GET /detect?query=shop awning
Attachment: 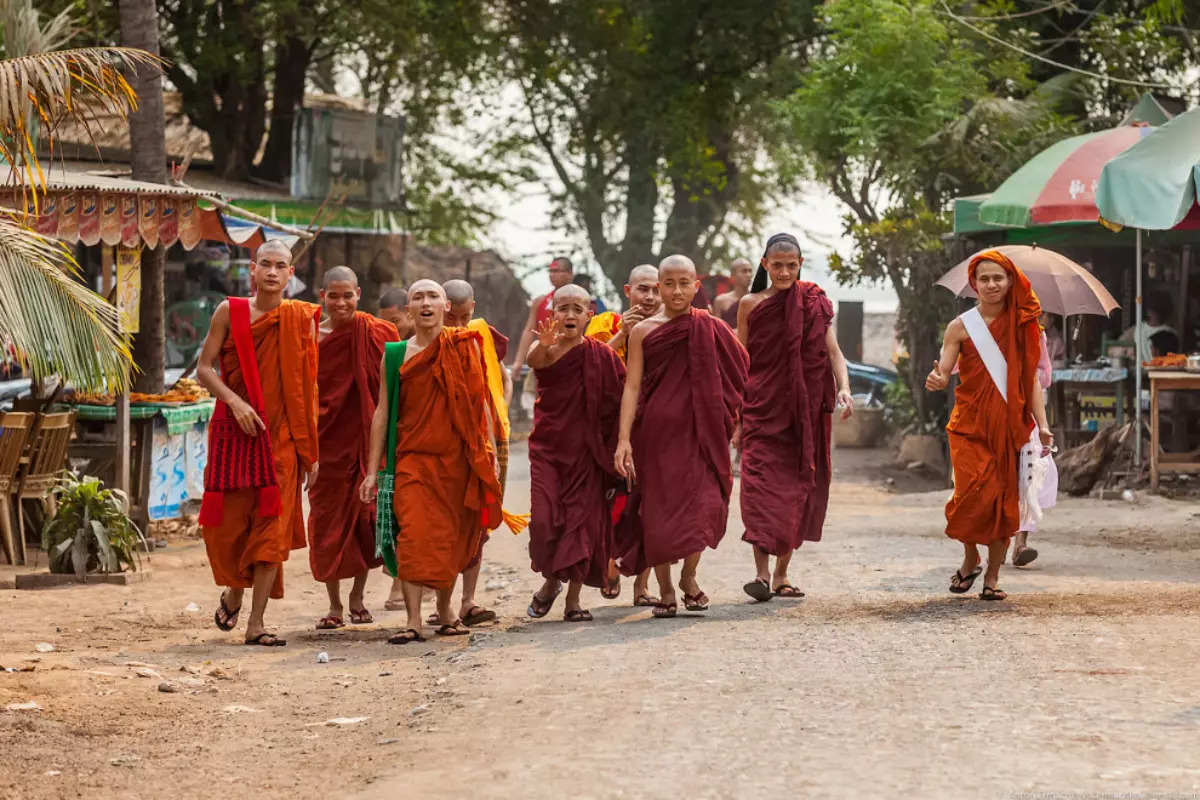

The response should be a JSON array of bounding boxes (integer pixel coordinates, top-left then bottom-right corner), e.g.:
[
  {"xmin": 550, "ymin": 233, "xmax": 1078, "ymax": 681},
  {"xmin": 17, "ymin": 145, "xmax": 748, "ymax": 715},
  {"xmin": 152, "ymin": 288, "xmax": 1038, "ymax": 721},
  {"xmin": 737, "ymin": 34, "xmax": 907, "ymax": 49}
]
[{"xmin": 197, "ymin": 206, "xmax": 299, "ymax": 249}]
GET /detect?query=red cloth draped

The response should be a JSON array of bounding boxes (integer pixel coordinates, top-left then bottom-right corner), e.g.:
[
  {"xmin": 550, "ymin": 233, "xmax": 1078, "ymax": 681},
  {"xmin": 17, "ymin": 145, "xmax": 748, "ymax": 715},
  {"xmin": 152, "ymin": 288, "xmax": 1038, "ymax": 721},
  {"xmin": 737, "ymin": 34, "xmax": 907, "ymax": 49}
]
[
  {"xmin": 616, "ymin": 310, "xmax": 748, "ymax": 573},
  {"xmin": 528, "ymin": 338, "xmax": 626, "ymax": 585},
  {"xmin": 307, "ymin": 312, "xmax": 397, "ymax": 582},
  {"xmin": 741, "ymin": 282, "xmax": 835, "ymax": 554},
  {"xmin": 945, "ymin": 250, "xmax": 1043, "ymax": 544}
]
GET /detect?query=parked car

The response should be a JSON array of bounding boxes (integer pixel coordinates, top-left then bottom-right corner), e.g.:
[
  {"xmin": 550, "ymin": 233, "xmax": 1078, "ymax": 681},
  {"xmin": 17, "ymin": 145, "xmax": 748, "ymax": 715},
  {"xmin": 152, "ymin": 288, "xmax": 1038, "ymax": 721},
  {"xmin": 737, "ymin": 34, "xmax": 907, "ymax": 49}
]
[{"xmin": 847, "ymin": 361, "xmax": 897, "ymax": 409}]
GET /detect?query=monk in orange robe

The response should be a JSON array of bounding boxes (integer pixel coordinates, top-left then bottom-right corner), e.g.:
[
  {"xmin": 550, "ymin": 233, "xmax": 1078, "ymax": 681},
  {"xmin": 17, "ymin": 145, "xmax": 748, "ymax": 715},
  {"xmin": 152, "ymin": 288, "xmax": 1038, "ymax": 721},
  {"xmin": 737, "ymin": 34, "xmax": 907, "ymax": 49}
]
[
  {"xmin": 584, "ymin": 263, "xmax": 660, "ymax": 606},
  {"xmin": 737, "ymin": 234, "xmax": 854, "ymax": 602},
  {"xmin": 926, "ymin": 250, "xmax": 1050, "ymax": 601},
  {"xmin": 308, "ymin": 266, "xmax": 397, "ymax": 630},
  {"xmin": 614, "ymin": 255, "xmax": 748, "ymax": 618},
  {"xmin": 526, "ymin": 285, "xmax": 627, "ymax": 622},
  {"xmin": 197, "ymin": 240, "xmax": 319, "ymax": 646},
  {"xmin": 360, "ymin": 279, "xmax": 503, "ymax": 643}
]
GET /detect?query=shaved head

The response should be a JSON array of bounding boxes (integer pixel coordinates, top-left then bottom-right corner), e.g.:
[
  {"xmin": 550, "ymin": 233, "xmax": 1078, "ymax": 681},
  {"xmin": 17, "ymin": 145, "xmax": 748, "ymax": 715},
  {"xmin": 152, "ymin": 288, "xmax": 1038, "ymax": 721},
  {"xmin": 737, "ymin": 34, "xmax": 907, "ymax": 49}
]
[
  {"xmin": 659, "ymin": 254, "xmax": 697, "ymax": 277},
  {"xmin": 443, "ymin": 279, "xmax": 474, "ymax": 305},
  {"xmin": 322, "ymin": 265, "xmax": 358, "ymax": 289},
  {"xmin": 379, "ymin": 287, "xmax": 406, "ymax": 309},
  {"xmin": 408, "ymin": 278, "xmax": 445, "ymax": 302},
  {"xmin": 553, "ymin": 283, "xmax": 591, "ymax": 305},
  {"xmin": 629, "ymin": 264, "xmax": 658, "ymax": 284},
  {"xmin": 255, "ymin": 240, "xmax": 293, "ymax": 264}
]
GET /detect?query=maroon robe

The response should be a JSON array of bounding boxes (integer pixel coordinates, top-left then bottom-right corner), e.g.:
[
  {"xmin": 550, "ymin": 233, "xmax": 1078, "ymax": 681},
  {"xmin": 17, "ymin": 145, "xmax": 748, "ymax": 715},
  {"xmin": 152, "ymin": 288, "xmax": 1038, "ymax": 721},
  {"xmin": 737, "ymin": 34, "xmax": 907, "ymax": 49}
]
[
  {"xmin": 307, "ymin": 312, "xmax": 397, "ymax": 581},
  {"xmin": 528, "ymin": 338, "xmax": 626, "ymax": 585},
  {"xmin": 617, "ymin": 310, "xmax": 748, "ymax": 573},
  {"xmin": 740, "ymin": 282, "xmax": 835, "ymax": 554}
]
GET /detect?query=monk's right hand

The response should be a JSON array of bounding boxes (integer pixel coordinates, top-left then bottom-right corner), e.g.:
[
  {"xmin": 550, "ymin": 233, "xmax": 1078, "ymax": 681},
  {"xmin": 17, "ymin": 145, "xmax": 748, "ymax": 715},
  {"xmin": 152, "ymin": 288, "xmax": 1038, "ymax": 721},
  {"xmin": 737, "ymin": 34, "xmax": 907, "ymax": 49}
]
[
  {"xmin": 359, "ymin": 473, "xmax": 378, "ymax": 505},
  {"xmin": 231, "ymin": 398, "xmax": 267, "ymax": 436},
  {"xmin": 614, "ymin": 440, "xmax": 636, "ymax": 482},
  {"xmin": 536, "ymin": 318, "xmax": 562, "ymax": 348},
  {"xmin": 925, "ymin": 361, "xmax": 948, "ymax": 392},
  {"xmin": 621, "ymin": 307, "xmax": 645, "ymax": 330}
]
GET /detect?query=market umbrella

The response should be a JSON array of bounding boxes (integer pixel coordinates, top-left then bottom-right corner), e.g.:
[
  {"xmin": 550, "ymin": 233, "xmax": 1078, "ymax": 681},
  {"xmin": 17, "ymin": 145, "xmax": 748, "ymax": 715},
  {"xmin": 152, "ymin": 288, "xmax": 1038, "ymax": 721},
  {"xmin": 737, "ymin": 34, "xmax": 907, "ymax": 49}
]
[
  {"xmin": 978, "ymin": 124, "xmax": 1156, "ymax": 227},
  {"xmin": 1096, "ymin": 106, "xmax": 1200, "ymax": 230},
  {"xmin": 936, "ymin": 245, "xmax": 1119, "ymax": 318}
]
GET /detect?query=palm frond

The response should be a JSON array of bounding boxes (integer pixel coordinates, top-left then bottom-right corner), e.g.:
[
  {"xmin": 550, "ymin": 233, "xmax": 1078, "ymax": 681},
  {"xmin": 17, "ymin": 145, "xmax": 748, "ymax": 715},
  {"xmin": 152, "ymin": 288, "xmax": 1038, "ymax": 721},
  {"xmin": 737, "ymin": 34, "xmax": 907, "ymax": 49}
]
[
  {"xmin": 0, "ymin": 0, "xmax": 77, "ymax": 59},
  {"xmin": 0, "ymin": 215, "xmax": 132, "ymax": 391},
  {"xmin": 0, "ymin": 47, "xmax": 162, "ymax": 195}
]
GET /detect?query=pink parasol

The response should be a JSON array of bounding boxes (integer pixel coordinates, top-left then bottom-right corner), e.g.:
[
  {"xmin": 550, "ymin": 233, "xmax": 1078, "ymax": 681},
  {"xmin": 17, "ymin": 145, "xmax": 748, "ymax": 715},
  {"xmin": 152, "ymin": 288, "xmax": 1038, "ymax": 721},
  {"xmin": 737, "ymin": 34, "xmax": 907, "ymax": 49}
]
[{"xmin": 937, "ymin": 245, "xmax": 1119, "ymax": 317}]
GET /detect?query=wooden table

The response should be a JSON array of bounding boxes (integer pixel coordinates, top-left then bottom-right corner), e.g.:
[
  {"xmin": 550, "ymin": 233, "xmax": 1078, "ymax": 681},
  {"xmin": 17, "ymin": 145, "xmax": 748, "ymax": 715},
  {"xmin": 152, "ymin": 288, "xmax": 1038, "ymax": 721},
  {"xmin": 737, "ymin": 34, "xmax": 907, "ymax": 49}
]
[{"xmin": 1148, "ymin": 370, "xmax": 1200, "ymax": 491}]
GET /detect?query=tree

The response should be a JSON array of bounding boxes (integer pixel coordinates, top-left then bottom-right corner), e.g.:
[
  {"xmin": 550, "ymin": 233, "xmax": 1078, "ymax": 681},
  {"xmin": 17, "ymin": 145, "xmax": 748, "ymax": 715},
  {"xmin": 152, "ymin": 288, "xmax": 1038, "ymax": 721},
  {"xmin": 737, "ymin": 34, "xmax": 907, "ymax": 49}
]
[
  {"xmin": 494, "ymin": 0, "xmax": 818, "ymax": 286},
  {"xmin": 0, "ymin": 46, "xmax": 147, "ymax": 389},
  {"xmin": 119, "ymin": 0, "xmax": 168, "ymax": 393}
]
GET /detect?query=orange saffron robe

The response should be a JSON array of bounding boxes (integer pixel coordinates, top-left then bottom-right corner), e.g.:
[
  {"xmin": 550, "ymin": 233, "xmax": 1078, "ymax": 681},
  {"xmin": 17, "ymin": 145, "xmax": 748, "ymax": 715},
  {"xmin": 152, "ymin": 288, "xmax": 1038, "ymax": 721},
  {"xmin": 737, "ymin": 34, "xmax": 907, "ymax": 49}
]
[
  {"xmin": 202, "ymin": 300, "xmax": 319, "ymax": 598},
  {"xmin": 307, "ymin": 312, "xmax": 397, "ymax": 582},
  {"xmin": 945, "ymin": 252, "xmax": 1042, "ymax": 545},
  {"xmin": 392, "ymin": 328, "xmax": 503, "ymax": 589}
]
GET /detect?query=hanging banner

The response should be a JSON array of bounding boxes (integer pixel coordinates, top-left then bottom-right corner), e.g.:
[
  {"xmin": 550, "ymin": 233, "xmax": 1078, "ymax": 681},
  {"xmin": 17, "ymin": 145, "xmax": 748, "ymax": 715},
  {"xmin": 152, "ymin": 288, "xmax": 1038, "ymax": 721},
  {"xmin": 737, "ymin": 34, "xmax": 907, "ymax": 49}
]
[
  {"xmin": 158, "ymin": 198, "xmax": 179, "ymax": 248},
  {"xmin": 55, "ymin": 192, "xmax": 79, "ymax": 242},
  {"xmin": 78, "ymin": 193, "xmax": 100, "ymax": 246},
  {"xmin": 116, "ymin": 245, "xmax": 141, "ymax": 333},
  {"xmin": 139, "ymin": 195, "xmax": 159, "ymax": 249},
  {"xmin": 99, "ymin": 194, "xmax": 121, "ymax": 246},
  {"xmin": 35, "ymin": 193, "xmax": 59, "ymax": 236},
  {"xmin": 120, "ymin": 195, "xmax": 139, "ymax": 247},
  {"xmin": 178, "ymin": 198, "xmax": 201, "ymax": 250}
]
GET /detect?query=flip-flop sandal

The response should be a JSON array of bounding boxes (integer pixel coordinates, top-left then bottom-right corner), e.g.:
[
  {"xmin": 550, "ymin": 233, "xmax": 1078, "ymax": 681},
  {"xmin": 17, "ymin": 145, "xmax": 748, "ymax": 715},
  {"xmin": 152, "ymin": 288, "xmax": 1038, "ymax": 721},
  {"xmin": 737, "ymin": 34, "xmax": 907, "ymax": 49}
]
[
  {"xmin": 214, "ymin": 591, "xmax": 242, "ymax": 632},
  {"xmin": 682, "ymin": 591, "xmax": 709, "ymax": 611},
  {"xmin": 316, "ymin": 615, "xmax": 345, "ymax": 630},
  {"xmin": 463, "ymin": 606, "xmax": 497, "ymax": 627},
  {"xmin": 773, "ymin": 583, "xmax": 805, "ymax": 598},
  {"xmin": 436, "ymin": 620, "xmax": 470, "ymax": 637},
  {"xmin": 349, "ymin": 609, "xmax": 373, "ymax": 625},
  {"xmin": 600, "ymin": 574, "xmax": 621, "ymax": 599},
  {"xmin": 245, "ymin": 632, "xmax": 287, "ymax": 647},
  {"xmin": 1013, "ymin": 547, "xmax": 1039, "ymax": 568},
  {"xmin": 949, "ymin": 565, "xmax": 983, "ymax": 594},
  {"xmin": 563, "ymin": 608, "xmax": 593, "ymax": 622},
  {"xmin": 980, "ymin": 586, "xmax": 1008, "ymax": 601},
  {"xmin": 743, "ymin": 578, "xmax": 773, "ymax": 602},
  {"xmin": 388, "ymin": 628, "xmax": 425, "ymax": 644},
  {"xmin": 527, "ymin": 584, "xmax": 563, "ymax": 618},
  {"xmin": 651, "ymin": 602, "xmax": 677, "ymax": 619},
  {"xmin": 632, "ymin": 593, "xmax": 660, "ymax": 608},
  {"xmin": 384, "ymin": 599, "xmax": 405, "ymax": 612}
]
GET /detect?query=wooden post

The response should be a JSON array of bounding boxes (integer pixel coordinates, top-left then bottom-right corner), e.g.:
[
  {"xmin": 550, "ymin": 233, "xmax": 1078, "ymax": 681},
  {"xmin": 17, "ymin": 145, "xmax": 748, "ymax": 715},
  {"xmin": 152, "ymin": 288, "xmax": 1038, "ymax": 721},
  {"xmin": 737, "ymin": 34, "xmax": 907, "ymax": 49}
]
[
  {"xmin": 101, "ymin": 245, "xmax": 115, "ymax": 296},
  {"xmin": 115, "ymin": 390, "xmax": 130, "ymax": 495}
]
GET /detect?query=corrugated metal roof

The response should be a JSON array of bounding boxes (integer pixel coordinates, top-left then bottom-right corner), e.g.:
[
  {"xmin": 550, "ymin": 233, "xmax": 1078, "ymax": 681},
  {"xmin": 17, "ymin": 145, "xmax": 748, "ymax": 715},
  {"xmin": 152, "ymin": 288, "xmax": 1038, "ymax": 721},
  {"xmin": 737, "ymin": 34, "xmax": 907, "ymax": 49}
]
[{"xmin": 1, "ymin": 161, "xmax": 218, "ymax": 198}]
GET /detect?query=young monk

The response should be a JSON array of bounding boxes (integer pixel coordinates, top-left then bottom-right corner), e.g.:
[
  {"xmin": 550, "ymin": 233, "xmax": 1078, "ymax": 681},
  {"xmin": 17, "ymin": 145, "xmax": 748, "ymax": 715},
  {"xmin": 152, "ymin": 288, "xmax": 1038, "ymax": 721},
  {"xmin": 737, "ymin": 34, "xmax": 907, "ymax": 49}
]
[
  {"xmin": 584, "ymin": 263, "xmax": 660, "ymax": 605},
  {"xmin": 926, "ymin": 250, "xmax": 1051, "ymax": 601},
  {"xmin": 359, "ymin": 280, "xmax": 504, "ymax": 642},
  {"xmin": 614, "ymin": 255, "xmax": 748, "ymax": 618},
  {"xmin": 308, "ymin": 266, "xmax": 397, "ymax": 630},
  {"xmin": 197, "ymin": 240, "xmax": 320, "ymax": 646},
  {"xmin": 377, "ymin": 287, "xmax": 414, "ymax": 340},
  {"xmin": 737, "ymin": 234, "xmax": 854, "ymax": 602},
  {"xmin": 713, "ymin": 257, "xmax": 754, "ymax": 329},
  {"xmin": 526, "ymin": 285, "xmax": 627, "ymax": 621}
]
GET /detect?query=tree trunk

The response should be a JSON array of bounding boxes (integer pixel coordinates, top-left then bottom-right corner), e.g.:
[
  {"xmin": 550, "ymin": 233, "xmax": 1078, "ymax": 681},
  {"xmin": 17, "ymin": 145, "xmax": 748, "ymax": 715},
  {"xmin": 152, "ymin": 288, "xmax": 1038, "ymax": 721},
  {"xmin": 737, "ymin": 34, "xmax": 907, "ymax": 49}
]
[
  {"xmin": 119, "ymin": 0, "xmax": 167, "ymax": 394},
  {"xmin": 257, "ymin": 35, "xmax": 314, "ymax": 184}
]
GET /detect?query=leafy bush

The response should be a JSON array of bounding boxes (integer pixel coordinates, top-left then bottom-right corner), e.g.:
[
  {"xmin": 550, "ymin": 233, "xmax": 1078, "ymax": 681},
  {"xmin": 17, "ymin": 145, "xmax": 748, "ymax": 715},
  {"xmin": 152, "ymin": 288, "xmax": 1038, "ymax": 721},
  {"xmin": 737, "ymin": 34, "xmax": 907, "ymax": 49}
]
[{"xmin": 40, "ymin": 472, "xmax": 144, "ymax": 577}]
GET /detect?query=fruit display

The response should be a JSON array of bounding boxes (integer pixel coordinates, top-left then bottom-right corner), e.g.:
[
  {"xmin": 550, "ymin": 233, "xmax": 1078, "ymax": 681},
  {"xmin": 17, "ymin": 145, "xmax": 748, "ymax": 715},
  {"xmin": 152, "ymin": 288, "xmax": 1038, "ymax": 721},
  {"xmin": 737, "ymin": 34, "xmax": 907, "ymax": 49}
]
[
  {"xmin": 1144, "ymin": 353, "xmax": 1187, "ymax": 369},
  {"xmin": 72, "ymin": 378, "xmax": 211, "ymax": 406}
]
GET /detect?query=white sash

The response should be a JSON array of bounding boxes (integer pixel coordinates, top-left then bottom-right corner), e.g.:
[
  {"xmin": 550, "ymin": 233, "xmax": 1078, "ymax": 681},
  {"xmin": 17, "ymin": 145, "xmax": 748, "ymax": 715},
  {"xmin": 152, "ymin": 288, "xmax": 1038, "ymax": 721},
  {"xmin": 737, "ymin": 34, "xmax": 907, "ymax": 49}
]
[{"xmin": 961, "ymin": 307, "xmax": 1008, "ymax": 402}]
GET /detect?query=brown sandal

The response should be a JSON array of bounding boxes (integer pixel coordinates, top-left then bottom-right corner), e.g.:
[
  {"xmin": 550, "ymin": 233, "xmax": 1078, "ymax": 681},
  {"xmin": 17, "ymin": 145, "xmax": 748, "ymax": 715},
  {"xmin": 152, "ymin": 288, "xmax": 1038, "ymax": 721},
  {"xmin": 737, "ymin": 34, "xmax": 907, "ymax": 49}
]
[
  {"xmin": 349, "ymin": 608, "xmax": 373, "ymax": 625},
  {"xmin": 563, "ymin": 608, "xmax": 593, "ymax": 622},
  {"xmin": 651, "ymin": 602, "xmax": 677, "ymax": 619},
  {"xmin": 316, "ymin": 615, "xmax": 345, "ymax": 630},
  {"xmin": 682, "ymin": 591, "xmax": 709, "ymax": 611},
  {"xmin": 436, "ymin": 620, "xmax": 470, "ymax": 636},
  {"xmin": 773, "ymin": 583, "xmax": 805, "ymax": 598},
  {"xmin": 388, "ymin": 628, "xmax": 425, "ymax": 644},
  {"xmin": 632, "ymin": 593, "xmax": 660, "ymax": 607}
]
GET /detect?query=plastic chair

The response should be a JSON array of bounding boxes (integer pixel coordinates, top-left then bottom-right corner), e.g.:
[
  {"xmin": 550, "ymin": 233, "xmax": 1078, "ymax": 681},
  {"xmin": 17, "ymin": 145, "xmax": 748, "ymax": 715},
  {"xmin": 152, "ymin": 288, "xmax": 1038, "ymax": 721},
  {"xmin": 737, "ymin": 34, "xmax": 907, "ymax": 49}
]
[{"xmin": 0, "ymin": 412, "xmax": 34, "ymax": 564}]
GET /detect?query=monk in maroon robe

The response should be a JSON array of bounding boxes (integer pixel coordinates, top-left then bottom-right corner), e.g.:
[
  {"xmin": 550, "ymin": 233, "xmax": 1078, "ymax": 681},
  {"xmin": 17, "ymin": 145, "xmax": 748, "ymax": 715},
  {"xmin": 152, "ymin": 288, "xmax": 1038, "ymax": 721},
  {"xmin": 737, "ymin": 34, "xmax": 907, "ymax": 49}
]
[
  {"xmin": 615, "ymin": 255, "xmax": 748, "ymax": 618},
  {"xmin": 525, "ymin": 285, "xmax": 627, "ymax": 622},
  {"xmin": 308, "ymin": 267, "xmax": 397, "ymax": 628},
  {"xmin": 736, "ymin": 234, "xmax": 853, "ymax": 602}
]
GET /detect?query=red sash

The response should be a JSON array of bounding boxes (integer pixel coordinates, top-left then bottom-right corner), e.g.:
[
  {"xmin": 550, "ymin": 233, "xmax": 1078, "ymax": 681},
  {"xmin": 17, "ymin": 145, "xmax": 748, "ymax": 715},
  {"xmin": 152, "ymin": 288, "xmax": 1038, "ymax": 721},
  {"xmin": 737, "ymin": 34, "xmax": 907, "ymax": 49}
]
[{"xmin": 197, "ymin": 297, "xmax": 282, "ymax": 525}]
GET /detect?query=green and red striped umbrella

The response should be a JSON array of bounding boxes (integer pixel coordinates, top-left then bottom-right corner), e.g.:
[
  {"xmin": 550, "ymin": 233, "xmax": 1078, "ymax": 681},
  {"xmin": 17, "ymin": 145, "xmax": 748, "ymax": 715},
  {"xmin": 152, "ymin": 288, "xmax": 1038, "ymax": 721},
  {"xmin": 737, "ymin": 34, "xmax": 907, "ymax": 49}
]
[{"xmin": 979, "ymin": 124, "xmax": 1156, "ymax": 228}]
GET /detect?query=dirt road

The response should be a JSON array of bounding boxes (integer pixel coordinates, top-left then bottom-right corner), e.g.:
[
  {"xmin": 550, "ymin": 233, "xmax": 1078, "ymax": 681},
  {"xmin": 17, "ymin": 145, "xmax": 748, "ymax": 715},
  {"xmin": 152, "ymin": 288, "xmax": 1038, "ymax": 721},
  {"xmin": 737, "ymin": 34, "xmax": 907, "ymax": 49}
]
[{"xmin": 4, "ymin": 443, "xmax": 1200, "ymax": 799}]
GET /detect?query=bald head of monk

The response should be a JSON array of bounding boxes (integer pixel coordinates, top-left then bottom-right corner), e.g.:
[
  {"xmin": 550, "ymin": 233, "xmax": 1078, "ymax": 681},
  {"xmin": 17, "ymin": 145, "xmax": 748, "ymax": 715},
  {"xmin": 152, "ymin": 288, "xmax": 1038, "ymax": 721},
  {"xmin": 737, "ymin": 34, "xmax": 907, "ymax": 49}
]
[
  {"xmin": 321, "ymin": 266, "xmax": 361, "ymax": 327},
  {"xmin": 443, "ymin": 279, "xmax": 476, "ymax": 328},
  {"xmin": 625, "ymin": 264, "xmax": 661, "ymax": 315},
  {"xmin": 408, "ymin": 279, "xmax": 450, "ymax": 337},
  {"xmin": 251, "ymin": 240, "xmax": 295, "ymax": 297},
  {"xmin": 551, "ymin": 284, "xmax": 593, "ymax": 341},
  {"xmin": 658, "ymin": 254, "xmax": 699, "ymax": 315},
  {"xmin": 730, "ymin": 258, "xmax": 754, "ymax": 292},
  {"xmin": 378, "ymin": 287, "xmax": 414, "ymax": 339}
]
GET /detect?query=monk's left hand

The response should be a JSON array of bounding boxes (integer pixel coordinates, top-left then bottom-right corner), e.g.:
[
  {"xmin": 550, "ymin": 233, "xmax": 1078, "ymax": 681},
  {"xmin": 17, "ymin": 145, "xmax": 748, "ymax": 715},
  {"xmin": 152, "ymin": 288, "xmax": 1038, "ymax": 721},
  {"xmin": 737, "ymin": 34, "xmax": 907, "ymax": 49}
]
[
  {"xmin": 1039, "ymin": 427, "xmax": 1053, "ymax": 457},
  {"xmin": 837, "ymin": 389, "xmax": 854, "ymax": 420},
  {"xmin": 305, "ymin": 462, "xmax": 319, "ymax": 488}
]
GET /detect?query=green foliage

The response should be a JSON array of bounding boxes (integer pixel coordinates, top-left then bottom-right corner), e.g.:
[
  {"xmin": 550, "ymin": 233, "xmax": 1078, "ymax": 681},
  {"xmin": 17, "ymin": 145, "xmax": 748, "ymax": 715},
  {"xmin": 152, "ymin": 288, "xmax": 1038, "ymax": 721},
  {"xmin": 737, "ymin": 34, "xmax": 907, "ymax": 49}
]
[{"xmin": 41, "ymin": 472, "xmax": 143, "ymax": 577}]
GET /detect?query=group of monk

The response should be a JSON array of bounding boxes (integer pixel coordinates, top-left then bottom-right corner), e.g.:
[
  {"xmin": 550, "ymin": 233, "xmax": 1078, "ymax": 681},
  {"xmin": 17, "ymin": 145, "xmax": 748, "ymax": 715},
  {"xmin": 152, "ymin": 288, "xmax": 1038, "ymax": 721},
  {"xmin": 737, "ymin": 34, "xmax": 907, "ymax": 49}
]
[{"xmin": 193, "ymin": 233, "xmax": 1039, "ymax": 648}]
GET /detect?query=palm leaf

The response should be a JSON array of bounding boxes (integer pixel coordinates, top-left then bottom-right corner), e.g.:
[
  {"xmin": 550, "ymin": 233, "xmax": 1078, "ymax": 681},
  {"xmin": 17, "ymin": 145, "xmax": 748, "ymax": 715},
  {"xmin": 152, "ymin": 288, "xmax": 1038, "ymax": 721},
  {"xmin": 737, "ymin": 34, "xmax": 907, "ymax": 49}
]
[
  {"xmin": 0, "ymin": 46, "xmax": 162, "ymax": 196},
  {"xmin": 0, "ymin": 215, "xmax": 132, "ymax": 390}
]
